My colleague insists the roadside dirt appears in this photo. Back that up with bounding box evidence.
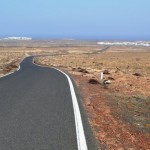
[69,72,150,149]
[0,55,24,77]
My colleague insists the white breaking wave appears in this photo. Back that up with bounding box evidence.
[97,41,150,47]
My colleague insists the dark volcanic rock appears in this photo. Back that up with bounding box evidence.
[133,73,142,77]
[78,68,89,73]
[108,77,115,80]
[88,79,99,84]
[103,70,110,74]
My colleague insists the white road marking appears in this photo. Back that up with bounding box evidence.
[52,68,88,150]
[34,61,88,150]
[0,72,14,78]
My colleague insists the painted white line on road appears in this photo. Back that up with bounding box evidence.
[17,64,21,71]
[0,72,14,78]
[52,68,88,150]
[33,61,88,150]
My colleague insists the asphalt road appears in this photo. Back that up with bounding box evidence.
[0,57,98,150]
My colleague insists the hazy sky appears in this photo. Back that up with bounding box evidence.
[0,0,150,40]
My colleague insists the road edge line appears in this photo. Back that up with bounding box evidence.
[51,67,88,150]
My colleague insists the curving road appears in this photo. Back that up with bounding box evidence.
[0,57,98,150]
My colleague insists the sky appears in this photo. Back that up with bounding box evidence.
[0,0,150,40]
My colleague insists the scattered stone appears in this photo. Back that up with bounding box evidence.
[108,77,115,80]
[133,73,142,77]
[78,68,89,73]
[72,67,76,71]
[10,64,18,68]
[87,102,91,106]
[88,79,99,84]
[3,68,11,72]
[115,67,121,73]
[103,70,110,74]
[103,80,111,84]
[127,65,130,69]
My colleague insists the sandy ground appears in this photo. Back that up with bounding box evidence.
[0,42,150,149]
[0,52,24,77]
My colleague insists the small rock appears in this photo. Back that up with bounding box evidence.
[103,80,111,84]
[88,79,99,84]
[108,77,115,80]
[133,73,142,76]
[10,64,18,68]
[87,102,91,106]
[78,68,89,73]
[103,70,110,74]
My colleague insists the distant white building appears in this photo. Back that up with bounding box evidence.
[2,37,32,40]
[97,41,150,47]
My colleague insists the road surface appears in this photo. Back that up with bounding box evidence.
[0,57,98,150]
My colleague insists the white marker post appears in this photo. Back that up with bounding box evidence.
[100,71,104,81]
